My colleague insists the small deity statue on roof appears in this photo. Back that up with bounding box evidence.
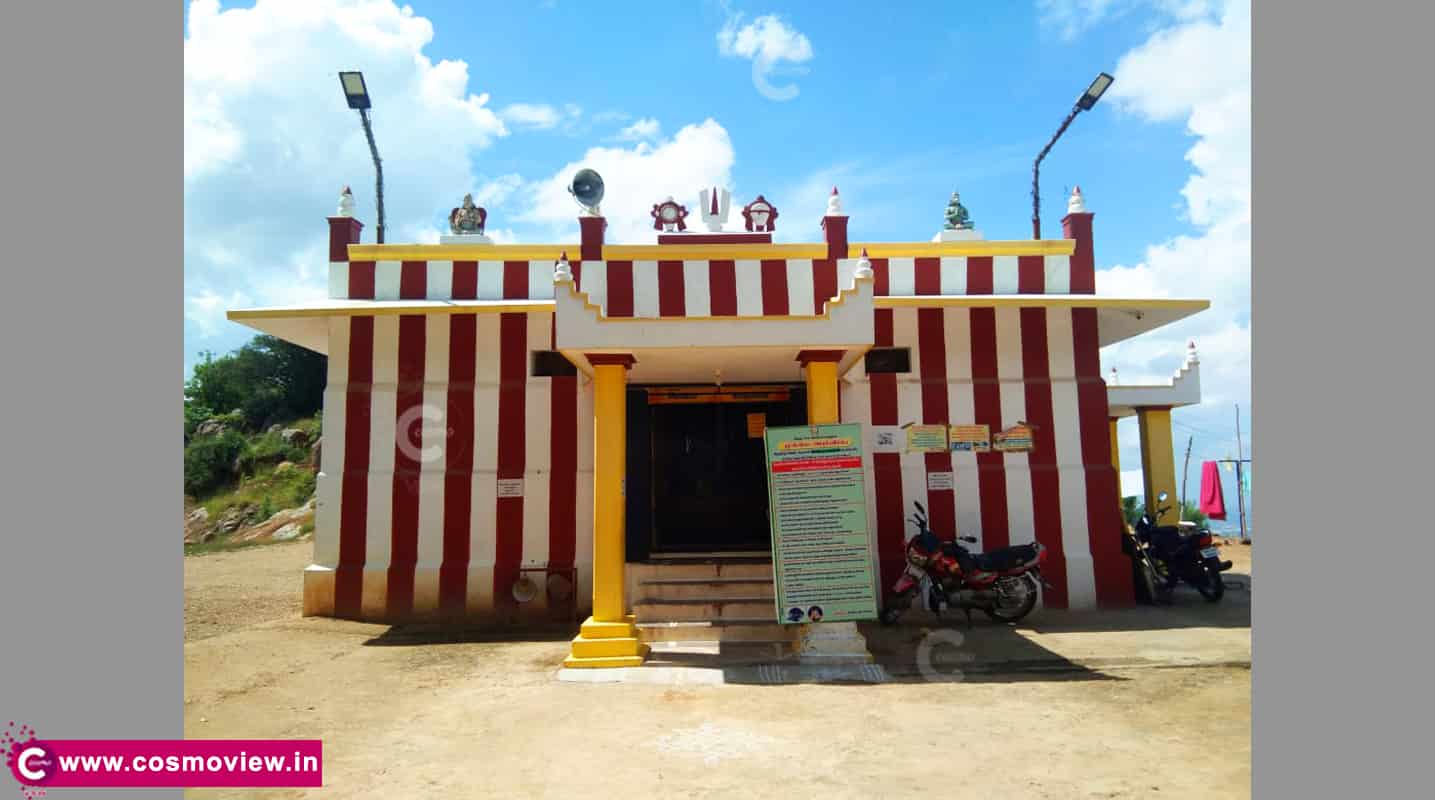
[449,193,487,236]
[944,191,972,231]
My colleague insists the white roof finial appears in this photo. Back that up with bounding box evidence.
[553,251,573,284]
[337,185,355,217]
[1067,185,1088,215]
[826,185,843,216]
[1109,366,1119,385]
[1186,340,1199,365]
[853,247,874,280]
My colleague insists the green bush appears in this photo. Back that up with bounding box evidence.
[183,430,247,497]
[184,402,215,440]
[235,432,311,477]
[185,335,326,431]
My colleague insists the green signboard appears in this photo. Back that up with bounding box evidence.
[763,423,879,624]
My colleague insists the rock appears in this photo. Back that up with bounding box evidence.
[273,522,304,541]
[201,531,216,543]
[275,461,295,472]
[268,424,283,434]
[280,428,310,447]
[309,437,322,467]
[194,419,229,437]
[216,506,248,534]
[184,506,213,543]
[186,507,210,525]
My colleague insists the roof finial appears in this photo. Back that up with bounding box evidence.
[1186,339,1199,365]
[337,185,355,217]
[1068,185,1088,214]
[554,250,573,283]
[853,247,874,280]
[826,186,843,216]
[1109,366,1119,386]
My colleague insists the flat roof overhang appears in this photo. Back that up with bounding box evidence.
[226,299,555,355]
[873,295,1210,347]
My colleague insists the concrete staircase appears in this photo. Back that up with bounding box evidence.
[630,558,802,666]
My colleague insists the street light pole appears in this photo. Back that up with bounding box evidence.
[1031,72,1114,239]
[358,107,385,244]
[338,71,385,244]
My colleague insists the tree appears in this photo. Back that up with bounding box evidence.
[184,335,326,431]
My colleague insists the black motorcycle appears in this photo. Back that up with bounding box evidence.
[1125,491,1233,604]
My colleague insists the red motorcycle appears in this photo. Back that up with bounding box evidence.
[879,501,1051,626]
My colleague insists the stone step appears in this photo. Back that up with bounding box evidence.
[643,640,799,667]
[633,598,776,623]
[629,561,775,583]
[637,620,801,643]
[638,577,775,602]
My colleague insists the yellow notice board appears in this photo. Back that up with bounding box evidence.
[948,424,991,453]
[994,423,1035,452]
[905,425,949,453]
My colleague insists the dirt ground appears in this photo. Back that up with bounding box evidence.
[184,540,1251,799]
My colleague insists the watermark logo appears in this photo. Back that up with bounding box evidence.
[914,628,975,683]
[4,723,50,799]
[395,402,450,465]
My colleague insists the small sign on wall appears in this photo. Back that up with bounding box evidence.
[747,412,766,439]
[994,423,1036,453]
[870,427,902,453]
[926,471,955,491]
[949,424,992,453]
[905,425,949,454]
[497,478,525,498]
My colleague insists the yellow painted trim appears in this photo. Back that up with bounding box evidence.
[1136,408,1178,526]
[590,365,629,624]
[600,243,828,260]
[346,238,1073,262]
[558,276,871,323]
[805,360,840,424]
[1110,419,1123,515]
[875,295,1210,311]
[227,300,556,320]
[347,244,576,261]
[853,240,1077,257]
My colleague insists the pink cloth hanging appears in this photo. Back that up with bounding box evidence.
[1199,461,1227,520]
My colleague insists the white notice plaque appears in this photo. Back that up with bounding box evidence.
[926,471,955,491]
[497,478,524,498]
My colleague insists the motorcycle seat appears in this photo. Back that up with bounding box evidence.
[972,543,1041,573]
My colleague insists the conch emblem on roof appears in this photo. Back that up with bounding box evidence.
[742,195,778,233]
[652,197,689,232]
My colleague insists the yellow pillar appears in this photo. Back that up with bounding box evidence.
[799,350,843,424]
[1136,407,1178,527]
[1109,418,1123,515]
[565,354,648,669]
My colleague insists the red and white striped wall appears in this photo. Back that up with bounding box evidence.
[327,253,1079,310]
[306,310,595,623]
[840,258,1128,611]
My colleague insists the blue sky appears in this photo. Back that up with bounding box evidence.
[184,0,1251,517]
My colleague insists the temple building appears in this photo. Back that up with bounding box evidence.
[229,181,1209,668]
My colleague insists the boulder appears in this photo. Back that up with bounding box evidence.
[194,420,229,437]
[273,522,304,541]
[216,506,248,534]
[268,424,283,434]
[275,461,295,472]
[280,428,310,447]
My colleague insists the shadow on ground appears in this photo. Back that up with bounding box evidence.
[362,622,578,647]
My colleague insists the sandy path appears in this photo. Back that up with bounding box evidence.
[184,542,1251,799]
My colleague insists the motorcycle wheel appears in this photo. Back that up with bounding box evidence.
[1195,562,1225,603]
[982,573,1040,623]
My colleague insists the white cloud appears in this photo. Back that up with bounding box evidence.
[523,119,736,244]
[183,0,564,370]
[615,117,662,142]
[717,13,813,101]
[185,288,251,337]
[499,102,582,131]
[1036,0,1217,40]
[1092,0,1251,488]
